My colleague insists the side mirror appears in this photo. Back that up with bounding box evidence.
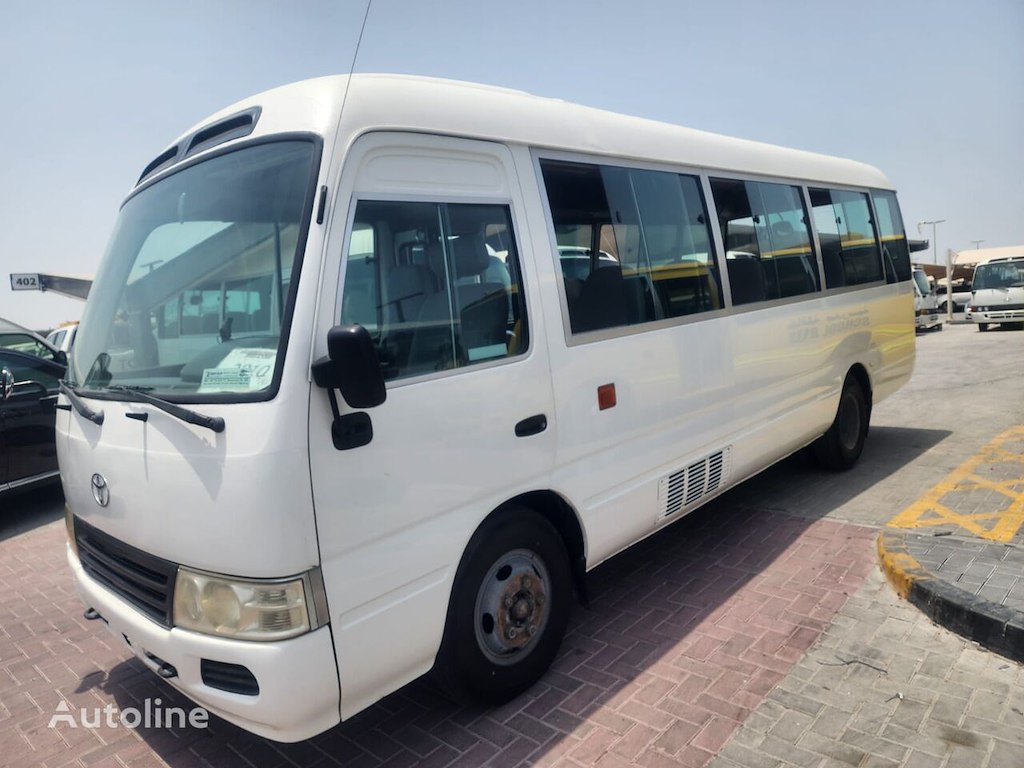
[311,325,386,409]
[54,350,68,366]
[1,367,13,401]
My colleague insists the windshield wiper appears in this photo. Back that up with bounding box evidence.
[107,385,225,434]
[58,381,105,425]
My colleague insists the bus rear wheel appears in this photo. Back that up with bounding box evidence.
[813,375,869,471]
[432,508,571,705]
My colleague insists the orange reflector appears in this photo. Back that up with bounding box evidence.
[597,383,616,410]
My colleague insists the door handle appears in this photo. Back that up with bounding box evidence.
[515,414,547,438]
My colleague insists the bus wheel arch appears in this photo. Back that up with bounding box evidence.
[432,498,577,704]
[507,490,588,606]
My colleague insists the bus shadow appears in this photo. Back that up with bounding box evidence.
[117,425,949,767]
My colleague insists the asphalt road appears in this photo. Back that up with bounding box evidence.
[1,321,1022,768]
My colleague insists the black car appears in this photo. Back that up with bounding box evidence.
[0,318,67,495]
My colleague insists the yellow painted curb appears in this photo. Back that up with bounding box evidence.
[876,531,924,600]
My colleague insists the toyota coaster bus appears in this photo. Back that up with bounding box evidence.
[59,74,915,741]
[966,254,1024,331]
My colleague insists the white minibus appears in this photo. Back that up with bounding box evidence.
[965,254,1024,331]
[58,74,915,742]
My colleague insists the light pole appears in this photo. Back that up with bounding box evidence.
[971,240,985,249]
[917,219,946,265]
[917,219,949,321]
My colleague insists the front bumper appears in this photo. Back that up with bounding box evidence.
[967,308,1024,324]
[68,544,340,742]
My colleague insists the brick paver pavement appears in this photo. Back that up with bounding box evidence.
[2,488,874,768]
[711,567,1024,768]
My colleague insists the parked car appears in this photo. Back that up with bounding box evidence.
[0,318,66,495]
[45,322,79,354]
[558,245,619,280]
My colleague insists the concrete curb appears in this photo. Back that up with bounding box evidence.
[877,529,1024,663]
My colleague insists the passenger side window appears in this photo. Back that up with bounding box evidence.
[339,201,528,382]
[709,178,819,305]
[871,190,912,284]
[540,159,720,334]
[809,188,883,288]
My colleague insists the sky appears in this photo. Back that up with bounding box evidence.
[1,0,1022,330]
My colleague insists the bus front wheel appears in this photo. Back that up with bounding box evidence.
[433,508,571,705]
[978,323,989,332]
[813,375,869,471]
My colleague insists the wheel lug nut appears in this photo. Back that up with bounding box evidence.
[504,595,515,608]
[506,627,518,640]
[527,625,537,636]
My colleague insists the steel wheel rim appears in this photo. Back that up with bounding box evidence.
[473,548,551,666]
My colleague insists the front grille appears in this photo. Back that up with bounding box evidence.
[201,659,260,696]
[978,303,1024,312]
[74,517,177,627]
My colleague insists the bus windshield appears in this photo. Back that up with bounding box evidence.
[973,260,1024,290]
[70,141,318,400]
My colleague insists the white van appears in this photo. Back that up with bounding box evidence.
[965,255,1024,331]
[912,267,941,331]
[58,75,915,742]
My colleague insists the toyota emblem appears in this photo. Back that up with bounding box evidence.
[90,474,110,507]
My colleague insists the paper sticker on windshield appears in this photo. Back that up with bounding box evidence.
[199,348,276,393]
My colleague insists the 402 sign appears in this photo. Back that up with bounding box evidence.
[10,273,42,291]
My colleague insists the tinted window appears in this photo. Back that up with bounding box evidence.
[0,352,63,393]
[0,333,52,359]
[540,159,720,334]
[871,190,912,283]
[340,201,528,381]
[810,188,883,288]
[710,178,819,305]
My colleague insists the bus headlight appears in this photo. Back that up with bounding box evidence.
[172,567,328,641]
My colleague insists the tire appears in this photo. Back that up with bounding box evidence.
[432,508,571,705]
[978,323,989,332]
[813,375,869,471]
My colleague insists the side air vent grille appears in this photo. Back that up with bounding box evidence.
[660,447,732,518]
